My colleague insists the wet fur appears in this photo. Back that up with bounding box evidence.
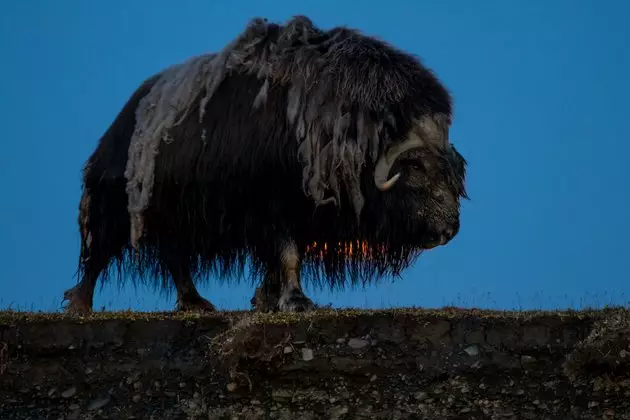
[77,16,467,296]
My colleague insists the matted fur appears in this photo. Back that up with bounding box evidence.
[124,16,452,248]
[78,15,465,295]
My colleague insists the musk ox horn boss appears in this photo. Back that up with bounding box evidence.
[63,16,468,314]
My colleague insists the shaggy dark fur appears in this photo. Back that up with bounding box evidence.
[65,16,468,313]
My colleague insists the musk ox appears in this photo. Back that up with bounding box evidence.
[63,16,468,314]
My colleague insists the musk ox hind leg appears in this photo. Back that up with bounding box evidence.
[252,240,314,313]
[63,257,108,314]
[162,252,216,312]
[169,264,216,312]
[64,189,126,314]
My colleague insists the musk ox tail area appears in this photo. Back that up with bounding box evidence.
[75,74,164,296]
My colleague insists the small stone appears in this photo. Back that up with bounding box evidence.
[188,400,198,410]
[521,355,536,364]
[48,388,57,397]
[227,382,238,392]
[179,382,186,389]
[336,338,346,344]
[62,387,76,398]
[193,392,200,399]
[133,381,142,390]
[153,381,161,389]
[272,389,293,402]
[302,348,314,361]
[126,372,141,385]
[370,374,377,382]
[68,404,80,411]
[284,346,293,354]
[330,405,349,420]
[604,409,615,417]
[460,407,471,414]
[463,345,479,356]
[414,391,429,401]
[588,401,600,408]
[132,395,141,403]
[85,367,94,374]
[348,338,369,349]
[87,397,110,411]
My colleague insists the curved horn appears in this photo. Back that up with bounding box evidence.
[374,133,424,191]
[374,116,449,191]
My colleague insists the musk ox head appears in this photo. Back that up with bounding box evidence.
[370,113,468,251]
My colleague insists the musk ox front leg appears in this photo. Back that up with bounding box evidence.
[277,240,314,312]
[252,240,314,312]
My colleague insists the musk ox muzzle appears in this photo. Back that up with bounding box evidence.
[422,223,459,249]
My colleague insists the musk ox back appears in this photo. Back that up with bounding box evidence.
[63,16,468,314]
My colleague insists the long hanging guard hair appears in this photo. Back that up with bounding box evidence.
[124,15,451,249]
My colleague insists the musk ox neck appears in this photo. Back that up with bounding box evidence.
[123,15,451,249]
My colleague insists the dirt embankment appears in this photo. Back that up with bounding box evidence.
[1,307,629,419]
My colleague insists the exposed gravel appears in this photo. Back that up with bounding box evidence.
[1,307,629,419]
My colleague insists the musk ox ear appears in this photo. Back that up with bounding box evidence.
[417,113,451,150]
[373,114,449,191]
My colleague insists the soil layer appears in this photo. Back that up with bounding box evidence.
[1,307,629,419]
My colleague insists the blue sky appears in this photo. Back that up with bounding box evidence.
[1,0,628,312]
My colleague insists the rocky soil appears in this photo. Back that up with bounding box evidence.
[1,307,629,419]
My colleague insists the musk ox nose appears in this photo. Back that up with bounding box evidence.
[424,225,458,249]
[440,226,458,244]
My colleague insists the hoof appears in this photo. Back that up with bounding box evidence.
[251,286,279,313]
[62,285,93,315]
[278,288,314,313]
[176,296,217,312]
